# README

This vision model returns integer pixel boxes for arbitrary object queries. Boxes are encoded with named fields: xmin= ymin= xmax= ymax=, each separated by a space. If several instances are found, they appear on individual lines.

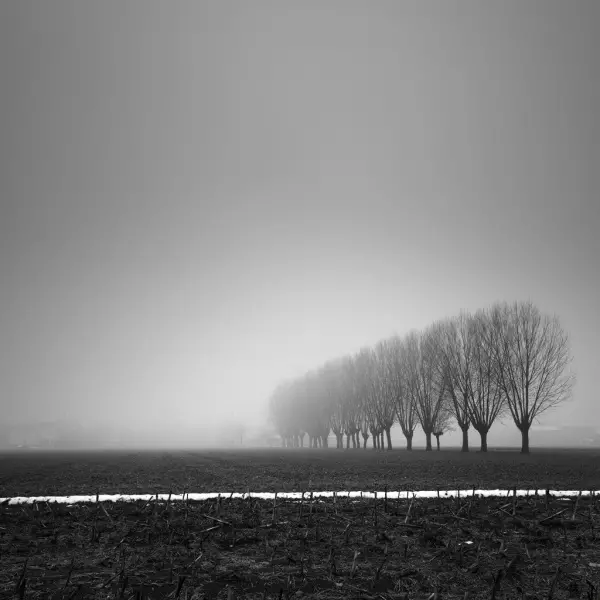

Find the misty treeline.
xmin=268 ymin=301 xmax=575 ymax=454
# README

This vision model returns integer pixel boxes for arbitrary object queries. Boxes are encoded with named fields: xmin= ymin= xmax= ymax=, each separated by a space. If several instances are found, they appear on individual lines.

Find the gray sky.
xmin=1 ymin=1 xmax=598 ymax=438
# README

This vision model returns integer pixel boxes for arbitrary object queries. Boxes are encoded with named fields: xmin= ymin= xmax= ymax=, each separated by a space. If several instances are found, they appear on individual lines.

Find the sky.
xmin=1 ymin=1 xmax=598 ymax=445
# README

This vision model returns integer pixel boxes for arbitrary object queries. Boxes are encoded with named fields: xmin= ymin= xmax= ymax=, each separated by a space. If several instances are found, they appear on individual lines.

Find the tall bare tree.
xmin=405 ymin=329 xmax=446 ymax=451
xmin=434 ymin=315 xmax=473 ymax=452
xmin=381 ymin=335 xmax=418 ymax=450
xmin=468 ymin=310 xmax=507 ymax=451
xmin=432 ymin=405 xmax=454 ymax=451
xmin=358 ymin=410 xmax=371 ymax=449
xmin=363 ymin=343 xmax=397 ymax=450
xmin=352 ymin=348 xmax=378 ymax=449
xmin=486 ymin=301 xmax=575 ymax=453
xmin=302 ymin=371 xmax=333 ymax=448
xmin=342 ymin=356 xmax=362 ymax=448
xmin=320 ymin=360 xmax=347 ymax=449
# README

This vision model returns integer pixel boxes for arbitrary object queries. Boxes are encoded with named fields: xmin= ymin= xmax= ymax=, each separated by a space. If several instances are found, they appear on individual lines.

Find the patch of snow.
xmin=0 ymin=489 xmax=594 ymax=505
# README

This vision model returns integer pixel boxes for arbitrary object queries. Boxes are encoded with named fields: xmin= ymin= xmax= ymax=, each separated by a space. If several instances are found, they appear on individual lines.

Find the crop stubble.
xmin=1 ymin=448 xmax=600 ymax=599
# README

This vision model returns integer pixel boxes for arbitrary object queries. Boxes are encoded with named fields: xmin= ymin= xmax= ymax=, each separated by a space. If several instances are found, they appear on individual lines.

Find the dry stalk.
xmin=573 ymin=491 xmax=582 ymax=520
xmin=548 ymin=566 xmax=561 ymax=600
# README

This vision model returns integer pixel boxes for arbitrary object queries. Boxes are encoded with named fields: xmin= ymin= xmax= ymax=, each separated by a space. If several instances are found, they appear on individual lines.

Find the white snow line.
xmin=0 ymin=490 xmax=595 ymax=505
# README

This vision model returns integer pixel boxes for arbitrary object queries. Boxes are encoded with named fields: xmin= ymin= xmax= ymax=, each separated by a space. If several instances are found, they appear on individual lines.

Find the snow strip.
xmin=0 ymin=490 xmax=594 ymax=505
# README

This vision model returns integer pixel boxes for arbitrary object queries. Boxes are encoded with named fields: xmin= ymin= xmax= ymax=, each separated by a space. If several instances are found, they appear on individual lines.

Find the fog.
xmin=1 ymin=1 xmax=598 ymax=450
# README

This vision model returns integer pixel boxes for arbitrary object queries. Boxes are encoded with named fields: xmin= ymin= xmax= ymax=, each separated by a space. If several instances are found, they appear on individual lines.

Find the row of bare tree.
xmin=268 ymin=301 xmax=575 ymax=454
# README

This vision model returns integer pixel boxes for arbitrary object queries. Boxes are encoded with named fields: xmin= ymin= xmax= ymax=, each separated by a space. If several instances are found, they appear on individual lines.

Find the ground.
xmin=1 ymin=447 xmax=600 ymax=599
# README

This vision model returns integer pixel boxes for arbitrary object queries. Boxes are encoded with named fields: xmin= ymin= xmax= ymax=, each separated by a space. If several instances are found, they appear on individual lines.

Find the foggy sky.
xmin=1 ymin=1 xmax=598 ymax=441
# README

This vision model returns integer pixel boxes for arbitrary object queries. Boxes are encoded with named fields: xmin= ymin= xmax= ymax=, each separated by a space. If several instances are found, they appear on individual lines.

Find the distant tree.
xmin=358 ymin=411 xmax=371 ymax=449
xmin=268 ymin=380 xmax=301 ymax=448
xmin=299 ymin=371 xmax=332 ymax=448
xmin=266 ymin=300 xmax=575 ymax=456
xmin=342 ymin=356 xmax=363 ymax=448
xmin=485 ymin=301 xmax=575 ymax=454
xmin=371 ymin=341 xmax=398 ymax=450
xmin=354 ymin=346 xmax=395 ymax=450
xmin=320 ymin=359 xmax=347 ymax=449
xmin=234 ymin=422 xmax=245 ymax=446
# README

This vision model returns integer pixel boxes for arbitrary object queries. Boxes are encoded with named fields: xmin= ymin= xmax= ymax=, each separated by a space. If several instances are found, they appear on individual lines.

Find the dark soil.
xmin=1 ymin=491 xmax=600 ymax=599
xmin=1 ymin=447 xmax=600 ymax=498
xmin=1 ymin=448 xmax=600 ymax=599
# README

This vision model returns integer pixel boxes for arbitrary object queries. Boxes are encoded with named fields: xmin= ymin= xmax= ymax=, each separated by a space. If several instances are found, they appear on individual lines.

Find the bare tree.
xmin=432 ymin=405 xmax=455 ymax=451
xmin=330 ymin=406 xmax=344 ymax=449
xmin=358 ymin=409 xmax=370 ymax=449
xmin=364 ymin=397 xmax=384 ymax=450
xmin=267 ymin=300 xmax=574 ymax=456
xmin=349 ymin=349 xmax=371 ymax=448
xmin=468 ymin=310 xmax=507 ymax=451
xmin=381 ymin=335 xmax=418 ymax=450
xmin=358 ymin=345 xmax=396 ymax=450
xmin=301 ymin=371 xmax=332 ymax=448
xmin=342 ymin=356 xmax=364 ymax=448
xmin=268 ymin=380 xmax=301 ymax=447
xmin=320 ymin=360 xmax=347 ymax=449
xmin=486 ymin=301 xmax=575 ymax=454
xmin=268 ymin=371 xmax=332 ymax=449
xmin=406 ymin=328 xmax=446 ymax=451
xmin=434 ymin=315 xmax=473 ymax=452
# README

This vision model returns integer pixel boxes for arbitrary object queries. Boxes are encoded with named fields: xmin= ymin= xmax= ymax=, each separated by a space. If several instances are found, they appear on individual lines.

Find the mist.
xmin=1 ymin=1 xmax=598 ymax=450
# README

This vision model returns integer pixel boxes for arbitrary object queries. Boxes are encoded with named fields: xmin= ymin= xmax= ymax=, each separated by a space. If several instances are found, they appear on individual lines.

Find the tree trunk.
xmin=346 ymin=434 xmax=350 ymax=449
xmin=385 ymin=427 xmax=393 ymax=450
xmin=435 ymin=434 xmax=441 ymax=451
xmin=337 ymin=434 xmax=343 ymax=449
xmin=405 ymin=433 xmax=413 ymax=451
xmin=479 ymin=429 xmax=488 ymax=452
xmin=356 ymin=435 xmax=361 ymax=449
xmin=425 ymin=431 xmax=432 ymax=451
xmin=362 ymin=434 xmax=369 ymax=448
xmin=351 ymin=433 xmax=357 ymax=448
xmin=521 ymin=427 xmax=530 ymax=454
xmin=460 ymin=426 xmax=469 ymax=452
